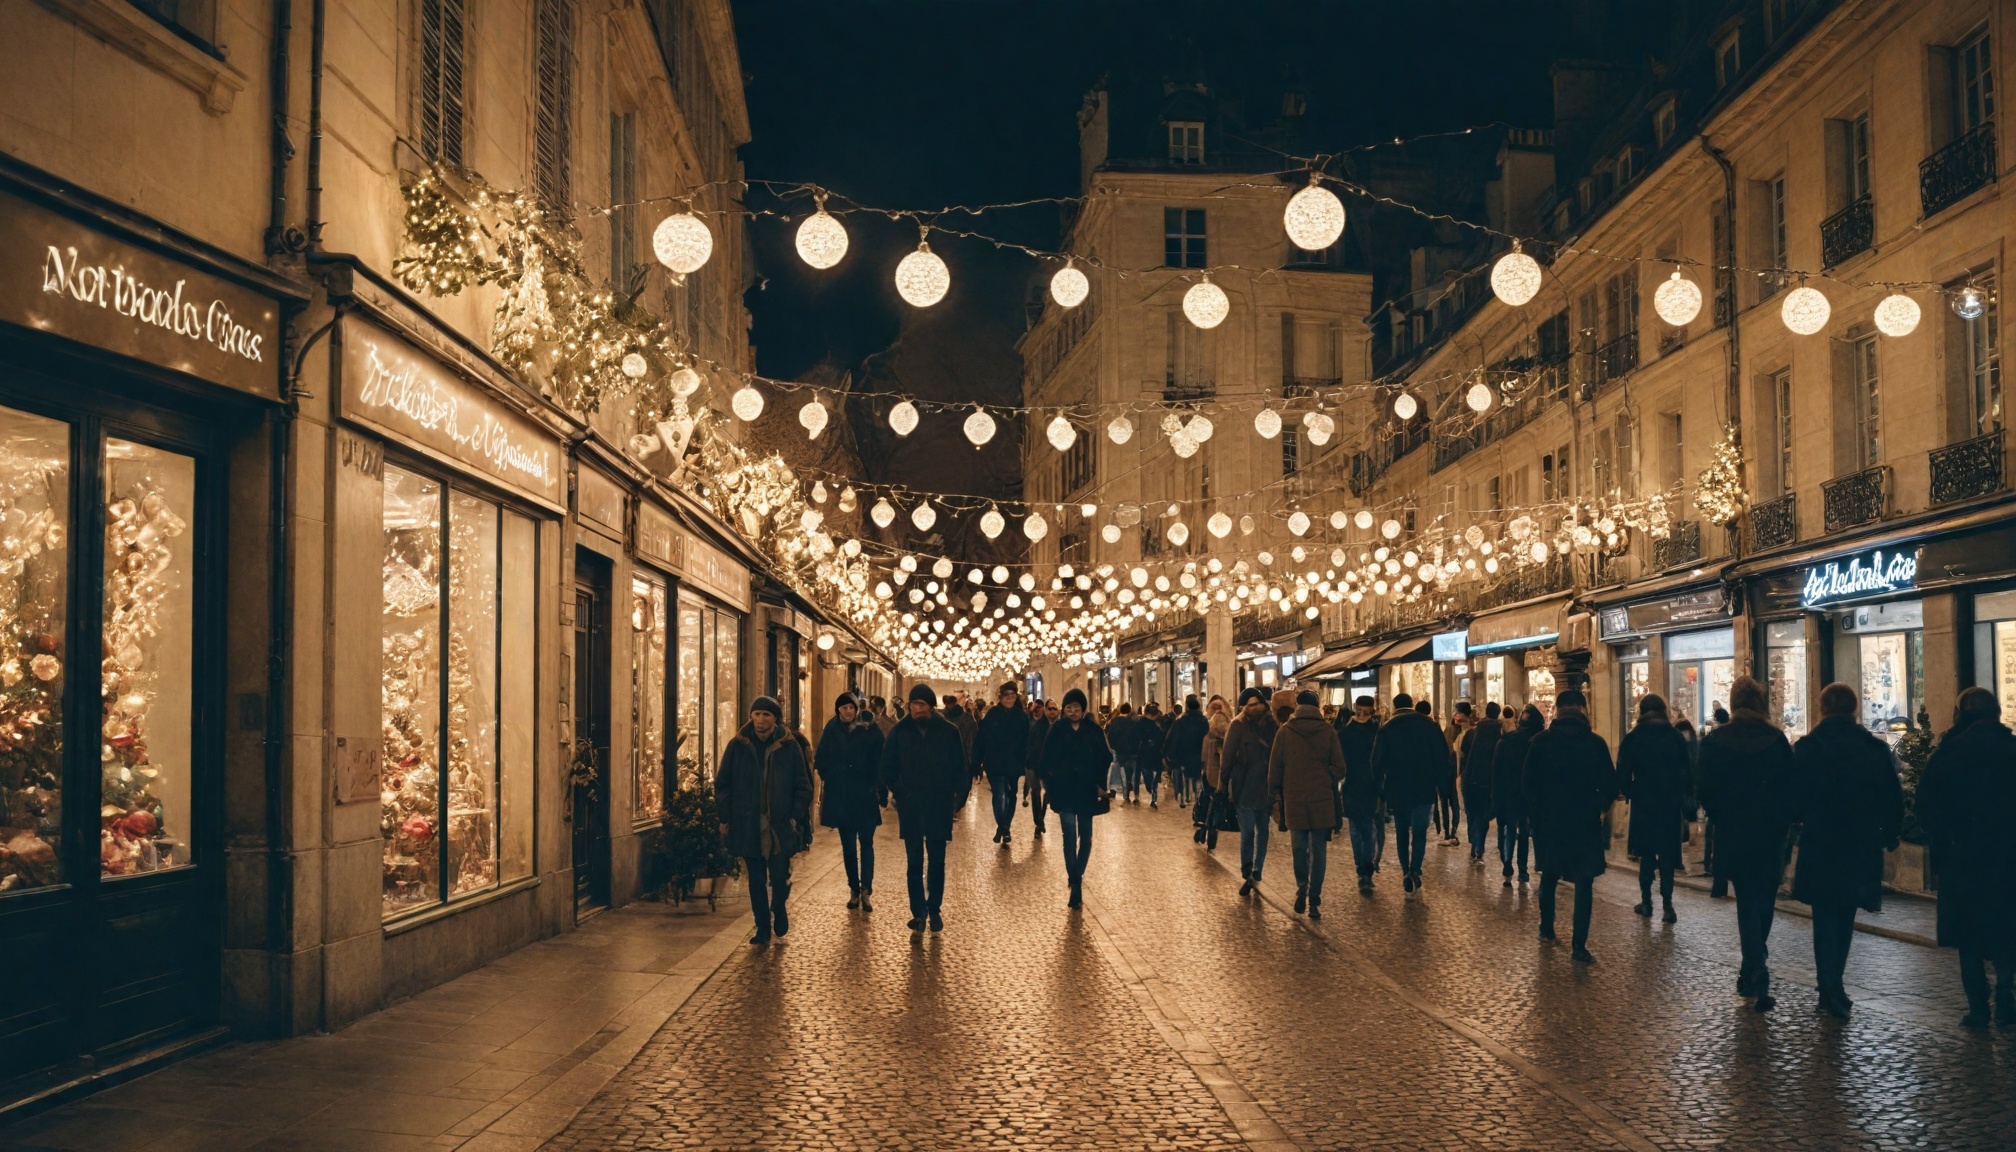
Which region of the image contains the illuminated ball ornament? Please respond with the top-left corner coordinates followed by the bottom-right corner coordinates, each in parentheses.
top-left (1183, 275), bottom-right (1230, 329)
top-left (1465, 382), bottom-right (1494, 413)
top-left (1953, 284), bottom-right (1988, 321)
top-left (1381, 518), bottom-right (1402, 540)
top-left (1287, 511), bottom-right (1311, 536)
top-left (621, 352), bottom-right (648, 379)
top-left (652, 211), bottom-right (714, 274)
top-left (1050, 261), bottom-right (1089, 309)
top-left (887, 399), bottom-right (919, 437)
top-left (1283, 175), bottom-right (1346, 251)
top-left (1101, 523), bottom-right (1122, 544)
top-left (1874, 293), bottom-right (1922, 338)
top-left (1254, 408), bottom-right (1282, 439)
top-left (798, 399), bottom-right (829, 439)
top-left (1354, 509), bottom-right (1374, 530)
top-left (1654, 270), bottom-right (1703, 326)
top-left (911, 502), bottom-right (937, 532)
top-left (1489, 242), bottom-right (1542, 307)
top-left (980, 507), bottom-right (1005, 539)
top-left (894, 241), bottom-right (951, 308)
top-left (1207, 511), bottom-right (1233, 538)
top-left (1186, 414), bottom-right (1214, 443)
top-left (963, 409), bottom-right (997, 447)
top-left (1303, 411), bottom-right (1335, 446)
top-left (1023, 512), bottom-right (1049, 542)
top-left (1393, 392), bottom-right (1418, 420)
top-left (668, 365), bottom-right (701, 398)
top-left (1169, 431), bottom-right (1199, 459)
top-left (870, 498), bottom-right (896, 529)
top-left (1046, 415), bottom-right (1078, 451)
top-left (730, 384), bottom-right (765, 421)
top-left (795, 200), bottom-right (849, 270)
top-left (1781, 285), bottom-right (1831, 335)
top-left (1107, 415), bottom-right (1134, 445)
top-left (1167, 521), bottom-right (1190, 546)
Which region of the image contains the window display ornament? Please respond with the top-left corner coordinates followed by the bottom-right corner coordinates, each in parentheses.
top-left (895, 234), bottom-right (951, 308)
top-left (1254, 407), bottom-right (1282, 439)
top-left (1873, 292), bottom-right (1921, 337)
top-left (1182, 275), bottom-right (1229, 329)
top-left (963, 408), bottom-right (997, 447)
top-left (1654, 270), bottom-right (1703, 326)
top-left (799, 399), bottom-right (830, 439)
top-left (730, 384), bottom-right (764, 421)
top-left (1283, 174), bottom-right (1347, 251)
top-left (1050, 260), bottom-right (1089, 309)
top-left (1107, 414), bottom-right (1134, 444)
top-left (98, 471), bottom-right (188, 878)
top-left (870, 498), bottom-right (897, 528)
top-left (1490, 241), bottom-right (1543, 306)
top-left (653, 210), bottom-right (714, 275)
top-left (1046, 415), bottom-right (1077, 451)
top-left (1952, 284), bottom-right (1988, 321)
top-left (1781, 284), bottom-right (1831, 335)
top-left (795, 196), bottom-right (849, 269)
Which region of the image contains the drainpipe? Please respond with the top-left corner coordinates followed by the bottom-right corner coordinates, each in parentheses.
top-left (1700, 134), bottom-right (1743, 559)
top-left (305, 0), bottom-right (326, 249)
top-left (263, 0), bottom-right (304, 257)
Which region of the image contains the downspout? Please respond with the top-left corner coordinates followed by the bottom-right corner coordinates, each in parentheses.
top-left (263, 0), bottom-right (303, 257)
top-left (1700, 135), bottom-right (1743, 559)
top-left (305, 0), bottom-right (326, 249)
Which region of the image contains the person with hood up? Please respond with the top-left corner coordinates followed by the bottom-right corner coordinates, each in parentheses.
top-left (1617, 694), bottom-right (1695, 924)
top-left (1916, 686), bottom-right (2016, 1029)
top-left (815, 691), bottom-right (885, 911)
top-left (1166, 694), bottom-right (1209, 810)
top-left (1522, 687), bottom-right (1617, 963)
top-left (974, 681), bottom-right (1032, 846)
top-left (879, 684), bottom-right (971, 933)
top-left (1024, 698), bottom-right (1054, 836)
top-left (1137, 702), bottom-right (1168, 808)
top-left (716, 695), bottom-right (814, 946)
top-left (1493, 705), bottom-right (1543, 886)
top-left (1196, 696), bottom-right (1233, 849)
top-left (1039, 688), bottom-right (1110, 907)
top-left (1335, 695), bottom-right (1383, 894)
top-left (1461, 702), bottom-right (1503, 865)
top-left (1271, 690), bottom-right (1348, 918)
top-left (1106, 702), bottom-right (1144, 804)
top-left (1790, 682), bottom-right (1904, 1019)
top-left (1696, 675), bottom-right (1797, 1011)
top-left (1373, 692), bottom-right (1451, 897)
top-left (1221, 687), bottom-right (1279, 895)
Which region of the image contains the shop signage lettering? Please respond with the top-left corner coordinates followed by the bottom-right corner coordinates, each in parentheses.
top-left (41, 245), bottom-right (265, 363)
top-left (1801, 548), bottom-right (1917, 607)
top-left (1432, 630), bottom-right (1469, 661)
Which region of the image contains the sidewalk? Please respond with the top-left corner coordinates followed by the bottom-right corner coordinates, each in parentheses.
top-left (0, 843), bottom-right (836, 1152)
top-left (1666, 869), bottom-right (1939, 946)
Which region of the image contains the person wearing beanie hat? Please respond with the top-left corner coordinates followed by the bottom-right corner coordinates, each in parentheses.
top-left (1696, 674), bottom-right (1797, 1011)
top-left (716, 694), bottom-right (814, 946)
top-left (1617, 694), bottom-right (1693, 925)
top-left (1222, 686), bottom-right (1280, 895)
top-left (881, 684), bottom-right (971, 932)
top-left (1038, 687), bottom-right (1111, 907)
top-left (975, 681), bottom-right (1031, 845)
top-left (1523, 686), bottom-right (1615, 963)
top-left (817, 692), bottom-right (886, 911)
top-left (1373, 690), bottom-right (1451, 897)
top-left (1270, 689), bottom-right (1347, 918)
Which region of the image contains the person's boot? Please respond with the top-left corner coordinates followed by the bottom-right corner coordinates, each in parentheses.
top-left (859, 887), bottom-right (873, 913)
top-left (1359, 874), bottom-right (1374, 895)
top-left (1662, 900), bottom-right (1677, 925)
top-left (1634, 895), bottom-right (1653, 917)
top-left (908, 914), bottom-right (926, 932)
top-left (1753, 973), bottom-right (1776, 1013)
top-left (847, 886), bottom-right (861, 910)
top-left (1068, 877), bottom-right (1083, 909)
top-left (1518, 869), bottom-right (1530, 884)
top-left (1710, 878), bottom-right (1728, 899)
top-left (774, 907), bottom-right (789, 939)
top-left (1308, 895), bottom-right (1322, 921)
top-left (1293, 885), bottom-right (1307, 915)
top-left (1962, 1001), bottom-right (1991, 1029)
top-left (1572, 945), bottom-right (1596, 964)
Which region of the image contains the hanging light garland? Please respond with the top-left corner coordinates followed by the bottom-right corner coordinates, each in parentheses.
top-left (1696, 424), bottom-right (1747, 526)
top-left (1050, 260), bottom-right (1089, 309)
top-left (1283, 174), bottom-right (1346, 251)
top-left (795, 195), bottom-right (849, 269)
top-left (963, 409), bottom-right (997, 447)
top-left (1873, 292), bottom-right (1921, 337)
top-left (1781, 284), bottom-right (1831, 335)
top-left (888, 399), bottom-right (920, 436)
top-left (1183, 275), bottom-right (1229, 329)
top-left (1653, 270), bottom-right (1703, 326)
top-left (798, 399), bottom-right (829, 439)
top-left (895, 231), bottom-right (951, 307)
top-left (731, 384), bottom-right (765, 421)
top-left (1489, 242), bottom-right (1542, 306)
top-left (1046, 415), bottom-right (1077, 451)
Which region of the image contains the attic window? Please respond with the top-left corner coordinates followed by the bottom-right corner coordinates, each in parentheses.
top-left (1652, 98), bottom-right (1678, 148)
top-left (1168, 121), bottom-right (1204, 164)
top-left (1715, 31), bottom-right (1742, 89)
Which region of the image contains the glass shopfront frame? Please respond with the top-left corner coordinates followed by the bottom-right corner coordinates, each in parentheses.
top-left (1974, 587), bottom-right (2016, 726)
top-left (676, 590), bottom-right (743, 792)
top-left (1614, 640), bottom-right (1651, 729)
top-left (1763, 620), bottom-right (1810, 737)
top-left (630, 571), bottom-right (670, 825)
top-left (1665, 627), bottom-right (1736, 732)
top-left (1832, 599), bottom-right (1925, 744)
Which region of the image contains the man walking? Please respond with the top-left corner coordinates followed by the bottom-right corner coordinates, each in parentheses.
top-left (1461, 702), bottom-right (1502, 865)
top-left (1335, 695), bottom-right (1384, 894)
top-left (1166, 694), bottom-right (1208, 810)
top-left (716, 695), bottom-right (813, 947)
top-left (1138, 702), bottom-right (1167, 808)
top-left (974, 681), bottom-right (1031, 846)
top-left (1039, 688), bottom-right (1110, 907)
top-left (1494, 705), bottom-right (1542, 886)
top-left (1915, 686), bottom-right (2016, 1029)
top-left (943, 692), bottom-right (978, 770)
top-left (1373, 692), bottom-right (1449, 897)
top-left (1271, 690), bottom-right (1347, 918)
top-left (1107, 703), bottom-right (1143, 803)
top-left (1523, 688), bottom-right (1617, 963)
top-left (1025, 698), bottom-right (1054, 836)
top-left (1617, 695), bottom-right (1694, 923)
top-left (880, 684), bottom-right (970, 933)
top-left (815, 691), bottom-right (885, 911)
top-left (1221, 687), bottom-right (1278, 896)
top-left (1696, 676), bottom-right (1797, 1011)
top-left (1439, 700), bottom-right (1467, 845)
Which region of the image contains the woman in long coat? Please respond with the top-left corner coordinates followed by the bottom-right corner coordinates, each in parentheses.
top-left (1918, 686), bottom-right (2016, 1029)
top-left (1617, 695), bottom-right (1694, 923)
top-left (1269, 691), bottom-right (1347, 917)
top-left (1522, 690), bottom-right (1617, 962)
top-left (1040, 688), bottom-right (1111, 908)
top-left (815, 692), bottom-right (885, 910)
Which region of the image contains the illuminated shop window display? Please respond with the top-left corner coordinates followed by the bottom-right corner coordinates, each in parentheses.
top-left (0, 408), bottom-right (69, 895)
top-left (633, 573), bottom-right (669, 821)
top-left (676, 590), bottom-right (742, 791)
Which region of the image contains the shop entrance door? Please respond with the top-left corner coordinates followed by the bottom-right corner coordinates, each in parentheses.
top-left (571, 551), bottom-right (612, 915)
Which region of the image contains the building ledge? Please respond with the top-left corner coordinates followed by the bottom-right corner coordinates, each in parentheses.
top-left (42, 0), bottom-right (248, 114)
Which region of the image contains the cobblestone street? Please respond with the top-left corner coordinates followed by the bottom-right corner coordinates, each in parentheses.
top-left (545, 784), bottom-right (2016, 1151)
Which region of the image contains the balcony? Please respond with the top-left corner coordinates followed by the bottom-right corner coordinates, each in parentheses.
top-left (1283, 375), bottom-right (1342, 399)
top-left (1751, 492), bottom-right (1798, 550)
top-left (1821, 465), bottom-right (1889, 534)
top-left (1820, 195), bottom-right (1873, 267)
top-left (1929, 428), bottom-right (2006, 505)
top-left (1595, 333), bottom-right (1638, 386)
top-left (1162, 376), bottom-right (1215, 403)
top-left (1920, 122), bottom-right (1997, 218)
top-left (1652, 520), bottom-right (1702, 570)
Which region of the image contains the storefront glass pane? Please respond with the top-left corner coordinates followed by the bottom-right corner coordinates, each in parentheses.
top-left (715, 609), bottom-right (741, 761)
top-left (677, 592), bottom-right (705, 790)
top-left (498, 510), bottom-right (535, 883)
top-left (382, 465), bottom-right (443, 915)
top-left (631, 574), bottom-right (668, 821)
top-left (0, 407), bottom-right (68, 896)
top-left (1670, 664), bottom-right (1700, 726)
top-left (1765, 622), bottom-right (1809, 738)
top-left (1621, 661), bottom-right (1649, 727)
top-left (100, 440), bottom-right (195, 878)
top-left (1484, 656), bottom-right (1506, 706)
top-left (1527, 667), bottom-right (1557, 720)
top-left (1705, 659), bottom-right (1735, 726)
top-left (1858, 632), bottom-right (1913, 740)
top-left (446, 492), bottom-right (499, 899)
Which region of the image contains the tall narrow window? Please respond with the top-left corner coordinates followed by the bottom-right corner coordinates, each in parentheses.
top-left (609, 111), bottom-right (638, 290)
top-left (1164, 208), bottom-right (1206, 268)
top-left (1715, 31), bottom-right (1742, 88)
top-left (1166, 311), bottom-right (1212, 397)
top-left (1615, 412), bottom-right (1636, 496)
top-left (1764, 176), bottom-right (1788, 299)
top-left (418, 0), bottom-right (465, 166)
top-left (1774, 367), bottom-right (1795, 496)
top-left (631, 574), bottom-right (668, 822)
top-left (1282, 428), bottom-right (1301, 477)
top-left (1167, 121), bottom-right (1204, 164)
top-left (1711, 201), bottom-right (1733, 325)
top-left (1959, 28), bottom-right (1997, 132)
top-left (1968, 273), bottom-right (2002, 434)
top-left (534, 0), bottom-right (575, 217)
top-left (1852, 332), bottom-right (1881, 467)
top-left (0, 409), bottom-right (69, 895)
top-left (1662, 411), bottom-right (1684, 488)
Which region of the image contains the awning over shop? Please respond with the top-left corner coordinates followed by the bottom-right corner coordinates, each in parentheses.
top-left (1367, 636), bottom-right (1434, 665)
top-left (1298, 642), bottom-right (1381, 679)
top-left (1467, 594), bottom-right (1573, 653)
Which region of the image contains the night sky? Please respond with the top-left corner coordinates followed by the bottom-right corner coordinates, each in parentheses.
top-left (731, 0), bottom-right (1613, 540)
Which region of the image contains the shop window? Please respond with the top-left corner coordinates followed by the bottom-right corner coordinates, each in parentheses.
top-left (1616, 640), bottom-right (1650, 728)
top-left (676, 591), bottom-right (742, 790)
top-left (1832, 601), bottom-right (1924, 743)
top-left (0, 408), bottom-right (71, 895)
top-left (631, 574), bottom-right (669, 822)
top-left (1666, 628), bottom-right (1736, 730)
top-left (380, 464), bottom-right (536, 918)
top-left (1973, 589), bottom-right (2016, 725)
top-left (1764, 620), bottom-right (1809, 737)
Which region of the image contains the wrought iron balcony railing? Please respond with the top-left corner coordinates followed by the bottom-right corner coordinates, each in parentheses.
top-left (1820, 195), bottom-right (1873, 267)
top-left (1595, 332), bottom-right (1638, 386)
top-left (1920, 122), bottom-right (1997, 218)
top-left (1751, 492), bottom-right (1798, 550)
top-left (1929, 428), bottom-right (2006, 505)
top-left (1652, 520), bottom-right (1702, 570)
top-left (1822, 465), bottom-right (1889, 534)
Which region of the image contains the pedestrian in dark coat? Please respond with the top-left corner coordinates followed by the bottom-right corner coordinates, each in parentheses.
top-left (1493, 706), bottom-right (1542, 884)
top-left (1195, 697), bottom-right (1232, 849)
top-left (716, 696), bottom-right (814, 946)
top-left (1137, 702), bottom-right (1168, 808)
top-left (943, 694), bottom-right (978, 770)
top-left (1039, 688), bottom-right (1110, 906)
top-left (1334, 695), bottom-right (1384, 891)
top-left (1617, 694), bottom-right (1694, 923)
top-left (974, 681), bottom-right (1032, 846)
top-left (1461, 703), bottom-right (1503, 863)
top-left (1522, 689), bottom-right (1617, 961)
top-left (1917, 686), bottom-right (2016, 1029)
top-left (1270, 692), bottom-right (1347, 916)
top-left (1696, 675), bottom-right (1798, 1011)
top-left (1372, 693), bottom-right (1450, 895)
top-left (1167, 695), bottom-right (1208, 808)
top-left (1025, 701), bottom-right (1053, 836)
top-left (879, 684), bottom-right (971, 932)
top-left (815, 692), bottom-right (885, 910)
top-left (1106, 703), bottom-right (1144, 803)
top-left (1221, 687), bottom-right (1279, 894)
top-left (1790, 682), bottom-right (1904, 1019)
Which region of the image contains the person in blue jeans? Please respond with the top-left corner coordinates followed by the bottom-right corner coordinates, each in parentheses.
top-left (1372, 692), bottom-right (1451, 898)
top-left (1106, 703), bottom-right (1143, 803)
top-left (1040, 688), bottom-right (1110, 908)
top-left (1220, 687), bottom-right (1280, 896)
top-left (973, 681), bottom-right (1031, 846)
top-left (1334, 695), bottom-right (1384, 894)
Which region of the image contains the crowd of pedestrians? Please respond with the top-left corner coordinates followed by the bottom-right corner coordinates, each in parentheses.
top-left (716, 670), bottom-right (2016, 1028)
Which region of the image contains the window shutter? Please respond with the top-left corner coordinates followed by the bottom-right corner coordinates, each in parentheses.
top-left (1830, 335), bottom-right (1858, 475)
top-left (1280, 312), bottom-right (1295, 387)
top-left (534, 0), bottom-right (574, 218)
top-left (419, 0), bottom-right (465, 166)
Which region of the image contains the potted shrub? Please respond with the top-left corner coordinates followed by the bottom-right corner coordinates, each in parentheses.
top-left (643, 782), bottom-right (740, 908)
top-left (1886, 712), bottom-right (1935, 893)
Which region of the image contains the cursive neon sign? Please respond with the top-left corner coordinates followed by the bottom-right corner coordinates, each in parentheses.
top-left (1801, 548), bottom-right (1917, 608)
top-left (41, 245), bottom-right (265, 363)
top-left (353, 337), bottom-right (555, 490)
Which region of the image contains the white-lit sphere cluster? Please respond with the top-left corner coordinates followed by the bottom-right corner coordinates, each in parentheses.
top-left (1170, 431), bottom-right (1199, 458)
top-left (1874, 293), bottom-right (1921, 338)
top-left (895, 243), bottom-right (951, 307)
top-left (653, 212), bottom-right (714, 275)
top-left (1050, 263), bottom-right (1089, 309)
top-left (795, 209), bottom-right (849, 269)
top-left (1283, 179), bottom-right (1346, 251)
top-left (1183, 278), bottom-right (1229, 329)
top-left (1781, 285), bottom-right (1831, 335)
top-left (1654, 271), bottom-right (1702, 326)
top-left (964, 410), bottom-right (997, 446)
top-left (731, 384), bottom-right (764, 421)
top-left (1490, 245), bottom-right (1542, 307)
top-left (1187, 414), bottom-right (1214, 442)
top-left (1303, 412), bottom-right (1335, 446)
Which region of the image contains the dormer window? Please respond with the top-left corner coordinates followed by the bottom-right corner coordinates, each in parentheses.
top-left (1715, 31), bottom-right (1742, 89)
top-left (1652, 98), bottom-right (1678, 148)
top-left (1168, 121), bottom-right (1204, 164)
top-left (1617, 146), bottom-right (1637, 185)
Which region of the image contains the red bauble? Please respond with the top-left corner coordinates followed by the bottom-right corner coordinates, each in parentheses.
top-left (401, 815), bottom-right (433, 841)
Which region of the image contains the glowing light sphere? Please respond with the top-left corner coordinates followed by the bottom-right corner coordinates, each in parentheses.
top-left (800, 509), bottom-right (822, 534)
top-left (1023, 512), bottom-right (1049, 541)
top-left (1530, 541), bottom-right (1551, 562)
top-left (1050, 262), bottom-right (1089, 309)
top-left (730, 385), bottom-right (764, 421)
top-left (1046, 415), bottom-right (1077, 451)
top-left (992, 565), bottom-right (1009, 583)
top-left (1354, 509), bottom-right (1374, 531)
top-left (1394, 392), bottom-right (1418, 420)
top-left (1239, 514), bottom-right (1256, 535)
top-left (1781, 285), bottom-right (1831, 335)
top-left (1170, 431), bottom-right (1199, 458)
top-left (1186, 414), bottom-right (1214, 443)
top-left (1101, 523), bottom-right (1122, 544)
top-left (1080, 502), bottom-right (1098, 517)
top-left (895, 243), bottom-right (951, 307)
top-left (1654, 270), bottom-right (1703, 326)
top-left (1490, 244), bottom-right (1542, 306)
top-left (1107, 415), bottom-right (1134, 445)
top-left (621, 352), bottom-right (648, 379)
top-left (811, 481), bottom-right (828, 504)
top-left (980, 507), bottom-right (1005, 539)
top-left (1167, 521), bottom-right (1190, 545)
top-left (795, 207), bottom-right (849, 269)
top-left (1161, 412), bottom-right (1184, 435)
top-left (1484, 556), bottom-right (1499, 574)
top-left (1283, 178), bottom-right (1346, 251)
top-left (911, 502), bottom-right (937, 531)
top-left (668, 365), bottom-right (701, 398)
top-left (815, 631), bottom-right (837, 651)
top-left (1019, 573), bottom-right (1037, 592)
top-left (1381, 518), bottom-right (1402, 540)
top-left (1305, 412), bottom-right (1335, 446)
top-left (798, 400), bottom-right (829, 439)
top-left (1874, 293), bottom-right (1922, 338)
top-left (1466, 382), bottom-right (1494, 413)
top-left (652, 211), bottom-right (714, 274)
top-left (1953, 285), bottom-right (1987, 321)
top-left (1329, 511), bottom-right (1349, 530)
top-left (1208, 512), bottom-right (1233, 538)
top-left (1183, 277), bottom-right (1230, 329)
top-left (963, 409), bottom-right (997, 446)
top-left (1254, 408), bottom-right (1282, 439)
top-left (932, 557), bottom-right (954, 579)
top-left (1287, 511), bottom-right (1311, 536)
top-left (870, 498), bottom-right (896, 528)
